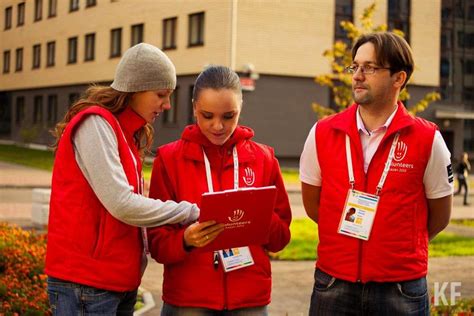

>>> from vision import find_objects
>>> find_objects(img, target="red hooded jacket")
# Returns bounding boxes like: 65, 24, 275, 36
45, 106, 145, 291
315, 103, 436, 283
147, 125, 292, 310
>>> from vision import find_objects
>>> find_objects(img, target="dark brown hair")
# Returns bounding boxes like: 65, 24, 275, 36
352, 32, 414, 89
51, 85, 153, 157
192, 65, 242, 103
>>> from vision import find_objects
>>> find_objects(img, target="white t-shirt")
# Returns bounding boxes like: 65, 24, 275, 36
299, 108, 454, 199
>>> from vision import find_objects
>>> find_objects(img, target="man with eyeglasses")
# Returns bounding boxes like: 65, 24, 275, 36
300, 32, 453, 315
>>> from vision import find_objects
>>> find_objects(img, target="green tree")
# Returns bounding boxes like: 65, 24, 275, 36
313, 3, 440, 118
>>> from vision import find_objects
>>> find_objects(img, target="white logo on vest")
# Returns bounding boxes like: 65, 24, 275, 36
394, 140, 408, 162
243, 167, 255, 186
391, 139, 414, 172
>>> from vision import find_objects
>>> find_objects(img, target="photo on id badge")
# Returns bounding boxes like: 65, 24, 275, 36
344, 207, 357, 223
222, 248, 237, 258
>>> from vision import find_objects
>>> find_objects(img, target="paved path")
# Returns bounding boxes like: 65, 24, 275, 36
141, 256, 474, 315
0, 161, 473, 315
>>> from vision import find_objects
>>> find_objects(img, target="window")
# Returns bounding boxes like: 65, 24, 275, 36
16, 97, 25, 125
467, 33, 474, 48
34, 0, 43, 22
47, 95, 58, 125
163, 88, 178, 125
15, 48, 23, 72
5, 6, 12, 30
33, 44, 41, 69
131, 24, 144, 46
33, 96, 43, 124
388, 0, 410, 42
3, 50, 10, 73
163, 17, 177, 50
464, 120, 474, 152
188, 85, 194, 124
48, 0, 57, 17
69, 93, 80, 107
17, 3, 25, 26
441, 6, 452, 19
47, 41, 55, 67
110, 28, 122, 57
68, 37, 78, 64
466, 59, 474, 74
455, 0, 465, 18
464, 87, 474, 101
441, 30, 452, 50
469, 5, 474, 20
458, 31, 465, 48
188, 12, 205, 47
334, 0, 353, 45
86, 0, 97, 7
440, 58, 450, 78
85, 33, 95, 61
70, 0, 79, 12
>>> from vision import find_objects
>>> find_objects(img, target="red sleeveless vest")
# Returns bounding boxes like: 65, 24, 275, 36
315, 103, 436, 282
45, 106, 145, 291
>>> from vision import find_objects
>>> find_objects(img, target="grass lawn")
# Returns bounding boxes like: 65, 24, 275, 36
272, 218, 474, 261
0, 144, 301, 184
451, 219, 474, 227
0, 144, 55, 171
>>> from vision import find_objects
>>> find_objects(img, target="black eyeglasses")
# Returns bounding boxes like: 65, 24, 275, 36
344, 65, 392, 75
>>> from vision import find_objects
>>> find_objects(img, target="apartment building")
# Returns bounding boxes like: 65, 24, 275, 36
437, 0, 474, 159
1, 0, 467, 165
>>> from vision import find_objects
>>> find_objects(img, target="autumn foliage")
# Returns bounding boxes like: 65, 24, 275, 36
313, 3, 440, 118
0, 223, 50, 315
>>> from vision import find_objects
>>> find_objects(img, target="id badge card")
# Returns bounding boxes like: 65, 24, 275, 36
337, 189, 379, 240
218, 247, 254, 272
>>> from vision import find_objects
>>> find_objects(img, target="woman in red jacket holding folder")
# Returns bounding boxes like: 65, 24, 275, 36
147, 65, 292, 315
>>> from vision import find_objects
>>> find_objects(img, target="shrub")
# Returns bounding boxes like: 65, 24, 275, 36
430, 297, 474, 315
0, 223, 50, 315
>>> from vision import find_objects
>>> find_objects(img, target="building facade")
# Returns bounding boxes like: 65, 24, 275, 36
0, 0, 469, 166
437, 0, 474, 160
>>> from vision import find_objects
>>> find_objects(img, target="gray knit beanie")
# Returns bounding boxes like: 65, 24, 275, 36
111, 43, 176, 92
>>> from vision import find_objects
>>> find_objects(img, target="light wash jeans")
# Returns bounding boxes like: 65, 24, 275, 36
47, 276, 137, 316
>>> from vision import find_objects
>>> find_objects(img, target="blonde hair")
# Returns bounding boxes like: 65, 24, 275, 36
51, 85, 154, 158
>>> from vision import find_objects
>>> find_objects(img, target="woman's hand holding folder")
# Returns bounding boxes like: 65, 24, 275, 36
184, 220, 225, 248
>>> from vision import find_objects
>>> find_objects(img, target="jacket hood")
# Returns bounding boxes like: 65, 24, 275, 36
181, 124, 255, 149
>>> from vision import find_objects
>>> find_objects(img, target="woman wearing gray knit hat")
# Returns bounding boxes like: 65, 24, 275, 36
45, 43, 200, 315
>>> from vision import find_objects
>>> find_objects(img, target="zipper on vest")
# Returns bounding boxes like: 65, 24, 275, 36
357, 240, 363, 282
223, 267, 228, 310
357, 175, 369, 282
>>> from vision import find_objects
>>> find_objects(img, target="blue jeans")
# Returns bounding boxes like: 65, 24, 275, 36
309, 269, 429, 316
161, 302, 268, 316
47, 277, 137, 316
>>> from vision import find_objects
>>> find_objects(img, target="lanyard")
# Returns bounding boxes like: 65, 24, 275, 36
203, 146, 239, 268
117, 123, 143, 194
116, 119, 149, 253
345, 132, 400, 195
202, 146, 239, 193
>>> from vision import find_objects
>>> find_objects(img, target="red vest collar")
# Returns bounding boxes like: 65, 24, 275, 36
117, 106, 147, 137
331, 102, 415, 142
